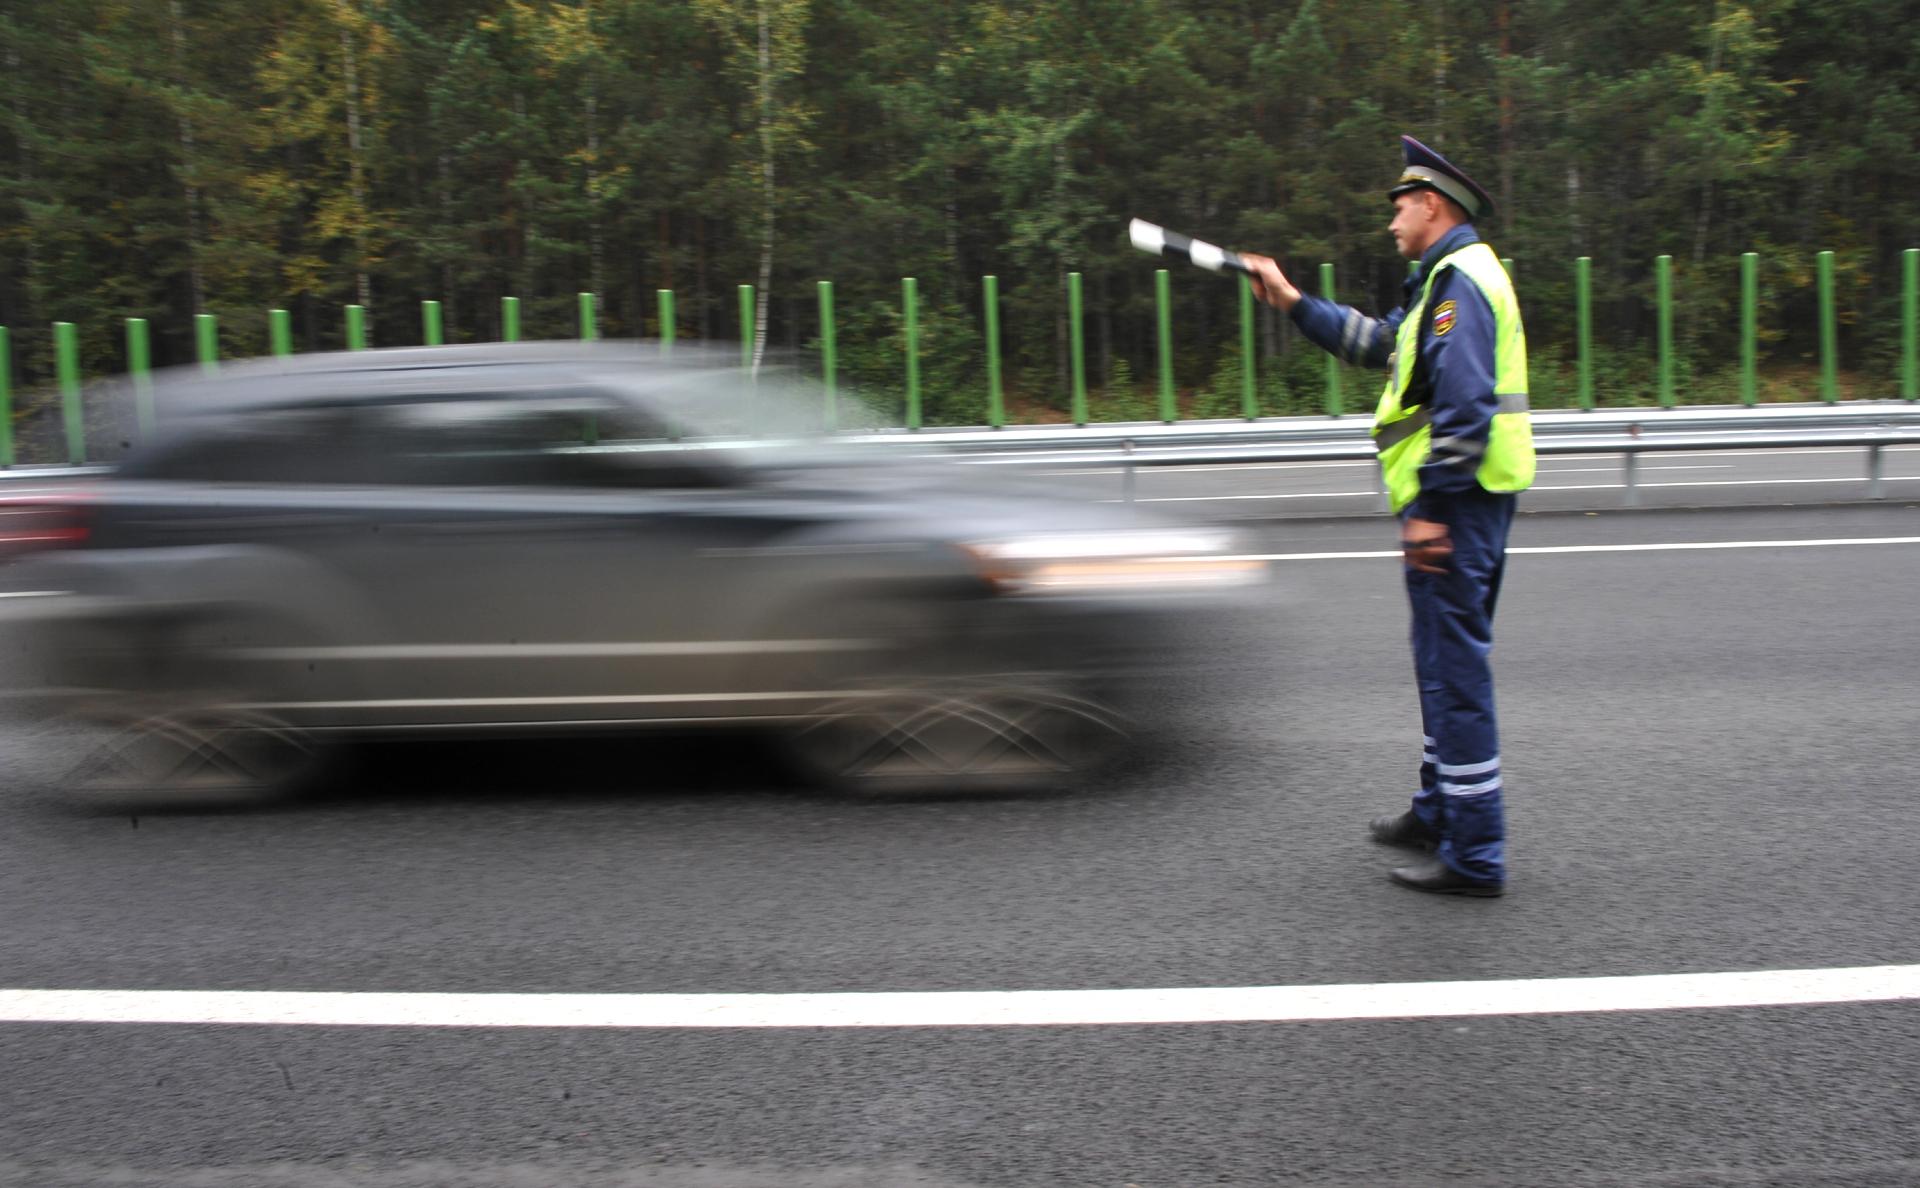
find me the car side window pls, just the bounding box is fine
[122,407,382,484]
[365,396,731,490]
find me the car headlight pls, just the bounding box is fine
[964,530,1267,594]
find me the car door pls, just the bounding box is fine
[314,394,812,727]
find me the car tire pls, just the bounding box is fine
[58,607,334,809]
[772,596,1133,796]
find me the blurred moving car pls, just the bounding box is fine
[0,343,1263,799]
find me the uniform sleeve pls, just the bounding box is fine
[1407,268,1499,522]
[1288,294,1402,370]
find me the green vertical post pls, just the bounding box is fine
[1740,252,1758,406]
[1903,248,1917,400]
[1501,256,1515,278]
[578,291,596,341]
[126,318,154,439]
[983,275,1004,428]
[1817,249,1838,403]
[195,312,218,375]
[1239,277,1257,419]
[817,280,836,430]
[658,289,675,355]
[1319,262,1340,415]
[1575,256,1594,410]
[54,321,82,464]
[501,296,520,343]
[422,300,443,346]
[1068,271,1087,426]
[269,308,292,357]
[1155,268,1175,422]
[738,284,754,372]
[0,327,13,467]
[1655,254,1674,408]
[345,303,366,351]
[902,276,921,429]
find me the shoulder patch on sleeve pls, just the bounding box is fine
[1431,300,1457,337]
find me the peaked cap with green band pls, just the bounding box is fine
[1387,135,1494,222]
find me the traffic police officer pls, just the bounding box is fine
[1243,136,1534,897]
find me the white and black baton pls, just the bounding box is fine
[1128,218,1252,276]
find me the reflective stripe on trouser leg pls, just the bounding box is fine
[1404,490,1515,882]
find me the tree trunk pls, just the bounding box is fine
[1496,1,1514,233]
[169,1,206,315]
[340,25,372,314]
[751,0,774,374]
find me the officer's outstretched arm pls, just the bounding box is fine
[1289,294,1401,370]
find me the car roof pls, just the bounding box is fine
[147,341,748,418]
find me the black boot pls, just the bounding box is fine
[1388,858,1505,897]
[1368,810,1440,852]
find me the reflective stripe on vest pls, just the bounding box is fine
[1372,243,1536,513]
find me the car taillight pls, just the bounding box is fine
[0,497,92,561]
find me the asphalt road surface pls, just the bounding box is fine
[1,500,1918,1187]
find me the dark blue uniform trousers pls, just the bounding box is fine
[1404,488,1515,883]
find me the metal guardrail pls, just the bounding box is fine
[945,425,1920,506]
[2,402,1916,508]
[840,400,1920,455]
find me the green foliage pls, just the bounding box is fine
[0,0,1914,419]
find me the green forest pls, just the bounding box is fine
[1,0,1916,429]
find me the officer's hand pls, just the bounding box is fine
[1240,254,1301,311]
[1401,517,1453,574]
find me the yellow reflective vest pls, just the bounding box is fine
[1372,242,1535,514]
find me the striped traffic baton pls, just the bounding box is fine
[1127,219,1253,276]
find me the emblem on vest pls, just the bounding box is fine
[1431,300,1457,337]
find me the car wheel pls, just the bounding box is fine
[63,697,328,809]
[774,598,1133,795]
[58,606,336,809]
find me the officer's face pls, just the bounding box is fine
[1388,192,1436,260]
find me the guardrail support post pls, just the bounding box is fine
[1622,445,1640,507]
[345,304,366,351]
[1320,262,1340,415]
[1740,252,1758,406]
[0,326,13,467]
[126,317,154,439]
[1068,271,1087,426]
[1155,268,1175,422]
[902,277,921,429]
[1818,250,1838,402]
[1239,277,1257,420]
[1868,442,1884,499]
[423,300,443,346]
[983,275,1004,429]
[501,296,520,343]
[54,321,83,464]
[1902,248,1916,401]
[578,291,597,341]
[658,289,674,355]
[1656,254,1674,408]
[269,308,293,357]
[1121,438,1136,503]
[738,284,754,374]
[195,312,218,375]
[1576,256,1594,410]
[816,280,836,430]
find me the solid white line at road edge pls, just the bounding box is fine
[1229,536,1920,562]
[3,964,1917,1029]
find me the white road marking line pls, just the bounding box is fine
[1126,475,1920,503]
[1228,536,1920,562]
[1538,464,1733,473]
[1119,490,1383,503]
[3,964,1916,1029]
[1041,460,1376,476]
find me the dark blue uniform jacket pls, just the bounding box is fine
[1288,224,1502,522]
